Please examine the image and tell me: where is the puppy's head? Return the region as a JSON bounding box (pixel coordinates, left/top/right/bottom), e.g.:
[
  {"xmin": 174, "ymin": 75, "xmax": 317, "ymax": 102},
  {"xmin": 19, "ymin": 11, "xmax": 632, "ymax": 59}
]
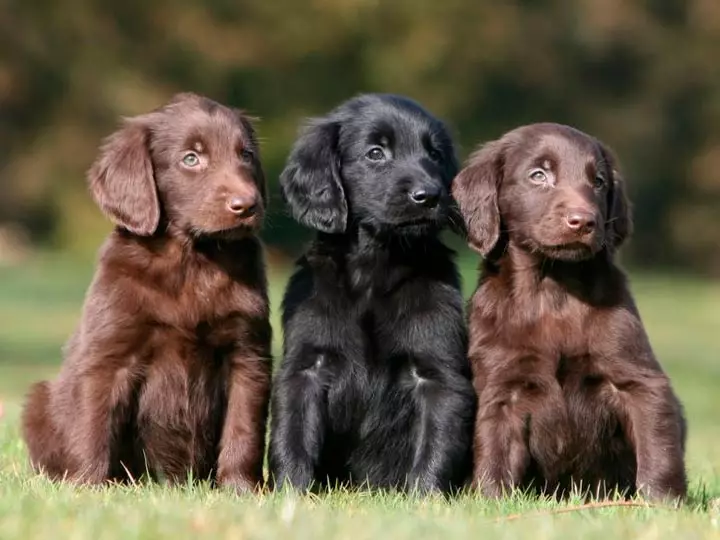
[
  {"xmin": 88, "ymin": 93, "xmax": 265, "ymax": 239},
  {"xmin": 279, "ymin": 94, "xmax": 461, "ymax": 237},
  {"xmin": 453, "ymin": 123, "xmax": 632, "ymax": 261}
]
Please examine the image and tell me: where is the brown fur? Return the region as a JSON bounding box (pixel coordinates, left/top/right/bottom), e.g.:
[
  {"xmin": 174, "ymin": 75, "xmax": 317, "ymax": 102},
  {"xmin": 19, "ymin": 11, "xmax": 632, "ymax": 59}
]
[
  {"xmin": 21, "ymin": 93, "xmax": 272, "ymax": 492},
  {"xmin": 453, "ymin": 123, "xmax": 687, "ymax": 501}
]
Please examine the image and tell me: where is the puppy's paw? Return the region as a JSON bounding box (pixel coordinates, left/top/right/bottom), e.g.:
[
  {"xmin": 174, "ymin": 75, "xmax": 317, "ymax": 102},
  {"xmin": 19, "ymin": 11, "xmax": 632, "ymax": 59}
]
[
  {"xmin": 405, "ymin": 474, "xmax": 445, "ymax": 497},
  {"xmin": 472, "ymin": 476, "xmax": 510, "ymax": 499},
  {"xmin": 637, "ymin": 483, "xmax": 686, "ymax": 506},
  {"xmin": 218, "ymin": 473, "xmax": 262, "ymax": 495},
  {"xmin": 71, "ymin": 464, "xmax": 109, "ymax": 486}
]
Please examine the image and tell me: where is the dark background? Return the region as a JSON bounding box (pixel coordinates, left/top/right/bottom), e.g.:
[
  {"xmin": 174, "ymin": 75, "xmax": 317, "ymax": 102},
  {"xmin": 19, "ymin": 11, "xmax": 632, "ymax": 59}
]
[{"xmin": 1, "ymin": 0, "xmax": 719, "ymax": 273}]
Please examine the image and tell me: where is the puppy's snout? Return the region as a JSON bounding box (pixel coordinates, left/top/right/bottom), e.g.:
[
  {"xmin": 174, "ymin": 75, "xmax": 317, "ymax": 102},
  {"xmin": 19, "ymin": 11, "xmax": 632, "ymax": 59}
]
[
  {"xmin": 409, "ymin": 185, "xmax": 440, "ymax": 208},
  {"xmin": 564, "ymin": 209, "xmax": 596, "ymax": 235},
  {"xmin": 227, "ymin": 195, "xmax": 258, "ymax": 217}
]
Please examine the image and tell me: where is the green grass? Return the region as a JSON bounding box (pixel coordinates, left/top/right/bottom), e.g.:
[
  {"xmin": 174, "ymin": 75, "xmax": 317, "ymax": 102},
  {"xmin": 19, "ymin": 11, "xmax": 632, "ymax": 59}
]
[{"xmin": 1, "ymin": 253, "xmax": 720, "ymax": 539}]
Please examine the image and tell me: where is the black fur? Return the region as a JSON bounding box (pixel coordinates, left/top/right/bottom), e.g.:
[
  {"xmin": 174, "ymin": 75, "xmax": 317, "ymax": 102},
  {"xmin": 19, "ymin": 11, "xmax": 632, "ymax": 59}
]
[{"xmin": 269, "ymin": 94, "xmax": 476, "ymax": 494}]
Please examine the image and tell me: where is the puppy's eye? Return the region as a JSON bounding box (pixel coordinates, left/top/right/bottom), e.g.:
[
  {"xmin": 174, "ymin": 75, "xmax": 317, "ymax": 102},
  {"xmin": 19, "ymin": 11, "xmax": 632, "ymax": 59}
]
[
  {"xmin": 428, "ymin": 148, "xmax": 441, "ymax": 162},
  {"xmin": 529, "ymin": 168, "xmax": 549, "ymax": 184},
  {"xmin": 366, "ymin": 147, "xmax": 386, "ymax": 161},
  {"xmin": 593, "ymin": 175, "xmax": 606, "ymax": 190},
  {"xmin": 240, "ymin": 148, "xmax": 254, "ymax": 162},
  {"xmin": 182, "ymin": 152, "xmax": 200, "ymax": 167}
]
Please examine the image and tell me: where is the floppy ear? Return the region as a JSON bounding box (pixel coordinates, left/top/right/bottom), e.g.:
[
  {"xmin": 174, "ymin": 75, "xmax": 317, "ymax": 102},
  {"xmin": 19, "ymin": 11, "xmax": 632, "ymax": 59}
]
[
  {"xmin": 599, "ymin": 143, "xmax": 633, "ymax": 251},
  {"xmin": 447, "ymin": 195, "xmax": 468, "ymax": 238},
  {"xmin": 451, "ymin": 139, "xmax": 504, "ymax": 256},
  {"xmin": 440, "ymin": 138, "xmax": 467, "ymax": 238},
  {"xmin": 236, "ymin": 111, "xmax": 267, "ymax": 206},
  {"xmin": 280, "ymin": 118, "xmax": 347, "ymax": 233},
  {"xmin": 87, "ymin": 117, "xmax": 159, "ymax": 236}
]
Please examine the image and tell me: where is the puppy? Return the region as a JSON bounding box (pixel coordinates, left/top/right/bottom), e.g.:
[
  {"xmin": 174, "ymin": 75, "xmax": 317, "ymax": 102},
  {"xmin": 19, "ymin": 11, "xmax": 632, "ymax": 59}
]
[
  {"xmin": 21, "ymin": 93, "xmax": 272, "ymax": 492},
  {"xmin": 269, "ymin": 94, "xmax": 476, "ymax": 494},
  {"xmin": 453, "ymin": 123, "xmax": 687, "ymax": 501}
]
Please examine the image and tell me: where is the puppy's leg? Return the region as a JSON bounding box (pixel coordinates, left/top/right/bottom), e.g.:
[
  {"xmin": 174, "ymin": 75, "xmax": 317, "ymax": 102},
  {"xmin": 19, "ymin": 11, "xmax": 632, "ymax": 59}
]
[
  {"xmin": 22, "ymin": 382, "xmax": 69, "ymax": 479},
  {"xmin": 66, "ymin": 362, "xmax": 139, "ymax": 484},
  {"xmin": 268, "ymin": 352, "xmax": 329, "ymax": 491},
  {"xmin": 599, "ymin": 319, "xmax": 687, "ymax": 502},
  {"xmin": 619, "ymin": 373, "xmax": 687, "ymax": 501},
  {"xmin": 217, "ymin": 344, "xmax": 272, "ymax": 493},
  {"xmin": 473, "ymin": 391, "xmax": 530, "ymax": 498},
  {"xmin": 407, "ymin": 373, "xmax": 476, "ymax": 494},
  {"xmin": 394, "ymin": 304, "xmax": 476, "ymax": 494}
]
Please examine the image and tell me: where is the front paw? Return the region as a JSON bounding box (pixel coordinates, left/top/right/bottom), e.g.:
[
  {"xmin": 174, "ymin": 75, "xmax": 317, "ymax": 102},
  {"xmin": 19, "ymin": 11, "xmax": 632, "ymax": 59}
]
[
  {"xmin": 405, "ymin": 474, "xmax": 445, "ymax": 496},
  {"xmin": 268, "ymin": 463, "xmax": 315, "ymax": 493},
  {"xmin": 218, "ymin": 473, "xmax": 262, "ymax": 495},
  {"xmin": 637, "ymin": 482, "xmax": 686, "ymax": 505},
  {"xmin": 71, "ymin": 463, "xmax": 108, "ymax": 486},
  {"xmin": 473, "ymin": 475, "xmax": 509, "ymax": 499}
]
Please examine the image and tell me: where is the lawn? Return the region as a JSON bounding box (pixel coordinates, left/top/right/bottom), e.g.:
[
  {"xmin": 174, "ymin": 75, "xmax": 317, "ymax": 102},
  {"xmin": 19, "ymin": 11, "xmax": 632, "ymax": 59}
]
[{"xmin": 0, "ymin": 253, "xmax": 719, "ymax": 539}]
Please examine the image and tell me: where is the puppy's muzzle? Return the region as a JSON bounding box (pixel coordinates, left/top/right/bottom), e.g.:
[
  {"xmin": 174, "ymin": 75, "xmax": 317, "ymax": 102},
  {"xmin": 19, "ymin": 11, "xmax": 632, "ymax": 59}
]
[
  {"xmin": 227, "ymin": 195, "xmax": 258, "ymax": 218},
  {"xmin": 564, "ymin": 208, "xmax": 596, "ymax": 236},
  {"xmin": 409, "ymin": 185, "xmax": 441, "ymax": 208}
]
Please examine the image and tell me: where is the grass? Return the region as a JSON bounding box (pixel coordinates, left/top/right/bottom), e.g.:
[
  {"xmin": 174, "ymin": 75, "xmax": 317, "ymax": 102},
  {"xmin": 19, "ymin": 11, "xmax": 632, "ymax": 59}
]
[{"xmin": 1, "ymin": 253, "xmax": 720, "ymax": 539}]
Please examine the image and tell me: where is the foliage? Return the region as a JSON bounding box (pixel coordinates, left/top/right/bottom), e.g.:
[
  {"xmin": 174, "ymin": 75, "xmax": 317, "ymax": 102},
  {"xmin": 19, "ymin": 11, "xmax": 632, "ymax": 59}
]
[{"xmin": 1, "ymin": 0, "xmax": 719, "ymax": 271}]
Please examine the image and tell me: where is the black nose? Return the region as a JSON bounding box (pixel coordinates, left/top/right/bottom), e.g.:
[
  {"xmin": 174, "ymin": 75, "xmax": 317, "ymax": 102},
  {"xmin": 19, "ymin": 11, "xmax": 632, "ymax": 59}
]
[
  {"xmin": 409, "ymin": 187, "xmax": 440, "ymax": 208},
  {"xmin": 564, "ymin": 209, "xmax": 596, "ymax": 234},
  {"xmin": 227, "ymin": 196, "xmax": 257, "ymax": 217}
]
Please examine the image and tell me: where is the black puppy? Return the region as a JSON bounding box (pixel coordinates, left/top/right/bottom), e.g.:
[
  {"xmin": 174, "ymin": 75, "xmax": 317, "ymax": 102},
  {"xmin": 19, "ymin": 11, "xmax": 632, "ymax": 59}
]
[{"xmin": 269, "ymin": 94, "xmax": 476, "ymax": 494}]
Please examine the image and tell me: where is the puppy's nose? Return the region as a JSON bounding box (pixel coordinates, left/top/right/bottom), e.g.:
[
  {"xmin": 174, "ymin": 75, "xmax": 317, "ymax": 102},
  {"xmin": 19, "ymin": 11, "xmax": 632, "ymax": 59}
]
[
  {"xmin": 564, "ymin": 210, "xmax": 596, "ymax": 234},
  {"xmin": 409, "ymin": 186, "xmax": 440, "ymax": 208},
  {"xmin": 227, "ymin": 196, "xmax": 257, "ymax": 217}
]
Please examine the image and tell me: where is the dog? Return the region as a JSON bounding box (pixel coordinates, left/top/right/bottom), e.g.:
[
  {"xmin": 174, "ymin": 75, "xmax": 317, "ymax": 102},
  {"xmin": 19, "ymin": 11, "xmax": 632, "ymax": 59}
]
[
  {"xmin": 268, "ymin": 94, "xmax": 476, "ymax": 494},
  {"xmin": 21, "ymin": 93, "xmax": 272, "ymax": 492},
  {"xmin": 452, "ymin": 122, "xmax": 687, "ymax": 501}
]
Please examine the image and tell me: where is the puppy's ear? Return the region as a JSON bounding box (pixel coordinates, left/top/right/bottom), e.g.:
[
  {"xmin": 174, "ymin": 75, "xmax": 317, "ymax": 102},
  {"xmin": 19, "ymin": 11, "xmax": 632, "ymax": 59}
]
[
  {"xmin": 599, "ymin": 143, "xmax": 633, "ymax": 251},
  {"xmin": 441, "ymin": 140, "xmax": 467, "ymax": 238},
  {"xmin": 88, "ymin": 117, "xmax": 160, "ymax": 236},
  {"xmin": 447, "ymin": 198, "xmax": 468, "ymax": 238},
  {"xmin": 236, "ymin": 111, "xmax": 268, "ymax": 206},
  {"xmin": 451, "ymin": 139, "xmax": 504, "ymax": 256},
  {"xmin": 280, "ymin": 118, "xmax": 347, "ymax": 233}
]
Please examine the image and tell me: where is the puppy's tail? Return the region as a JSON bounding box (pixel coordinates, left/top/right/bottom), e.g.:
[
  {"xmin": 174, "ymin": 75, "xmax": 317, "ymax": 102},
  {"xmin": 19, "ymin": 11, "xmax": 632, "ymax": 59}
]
[{"xmin": 21, "ymin": 381, "xmax": 67, "ymax": 479}]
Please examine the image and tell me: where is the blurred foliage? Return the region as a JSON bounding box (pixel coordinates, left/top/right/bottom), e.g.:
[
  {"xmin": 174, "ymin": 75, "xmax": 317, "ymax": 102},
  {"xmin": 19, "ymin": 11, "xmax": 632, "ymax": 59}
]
[{"xmin": 1, "ymin": 0, "xmax": 719, "ymax": 272}]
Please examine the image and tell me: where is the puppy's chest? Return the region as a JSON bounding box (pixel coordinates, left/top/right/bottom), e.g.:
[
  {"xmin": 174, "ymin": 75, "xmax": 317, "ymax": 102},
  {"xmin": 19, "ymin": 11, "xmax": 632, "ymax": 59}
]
[
  {"xmin": 472, "ymin": 286, "xmax": 592, "ymax": 357},
  {"xmin": 338, "ymin": 305, "xmax": 438, "ymax": 400},
  {"xmin": 355, "ymin": 298, "xmax": 425, "ymax": 358},
  {"xmin": 152, "ymin": 272, "xmax": 266, "ymax": 344},
  {"xmin": 472, "ymin": 289, "xmax": 621, "ymax": 393}
]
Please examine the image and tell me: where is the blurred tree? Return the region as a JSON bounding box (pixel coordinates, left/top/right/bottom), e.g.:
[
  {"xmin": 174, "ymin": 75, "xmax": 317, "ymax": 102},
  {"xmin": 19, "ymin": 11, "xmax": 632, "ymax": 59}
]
[{"xmin": 0, "ymin": 0, "xmax": 718, "ymax": 272}]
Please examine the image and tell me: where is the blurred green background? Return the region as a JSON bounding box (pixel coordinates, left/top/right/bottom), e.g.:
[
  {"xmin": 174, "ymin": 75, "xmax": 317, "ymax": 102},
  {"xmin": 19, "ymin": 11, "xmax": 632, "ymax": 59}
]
[
  {"xmin": 0, "ymin": 0, "xmax": 718, "ymax": 438},
  {"xmin": 2, "ymin": 0, "xmax": 720, "ymax": 270}
]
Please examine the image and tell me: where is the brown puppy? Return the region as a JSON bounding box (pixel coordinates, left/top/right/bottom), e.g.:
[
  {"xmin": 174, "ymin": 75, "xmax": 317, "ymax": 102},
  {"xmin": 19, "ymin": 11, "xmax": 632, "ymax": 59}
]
[
  {"xmin": 453, "ymin": 123, "xmax": 686, "ymax": 501},
  {"xmin": 21, "ymin": 93, "xmax": 272, "ymax": 492}
]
